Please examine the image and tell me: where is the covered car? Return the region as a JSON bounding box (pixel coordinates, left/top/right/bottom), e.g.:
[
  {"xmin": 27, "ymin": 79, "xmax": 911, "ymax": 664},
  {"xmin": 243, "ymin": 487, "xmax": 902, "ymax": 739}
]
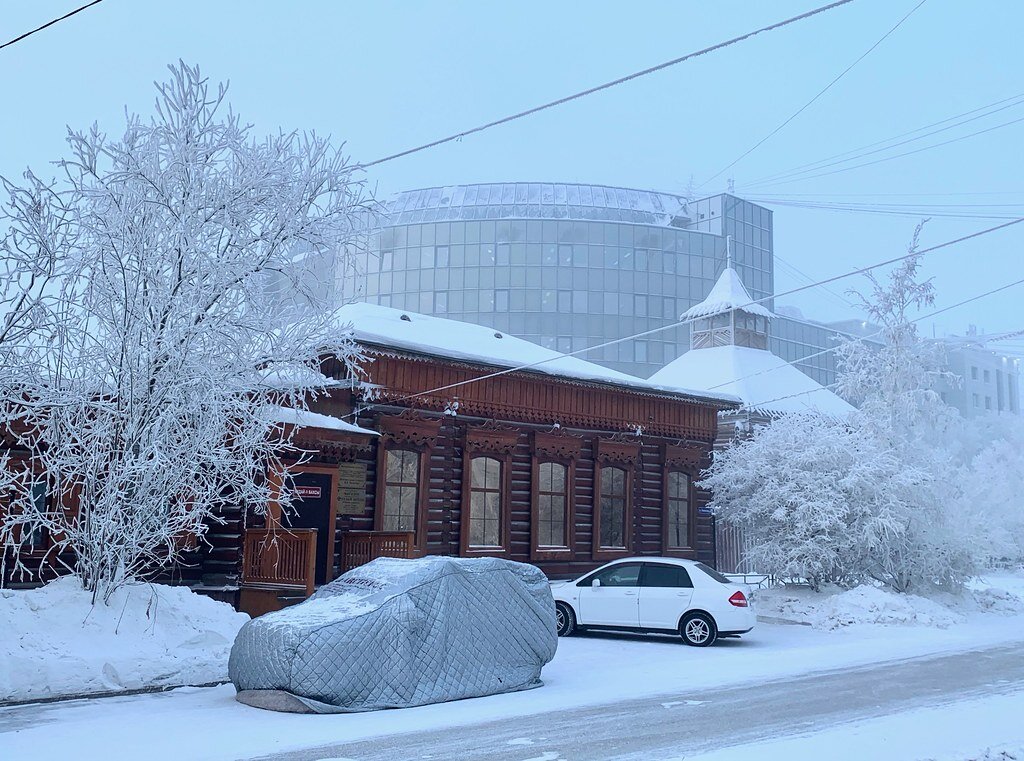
[{"xmin": 228, "ymin": 555, "xmax": 558, "ymax": 713}]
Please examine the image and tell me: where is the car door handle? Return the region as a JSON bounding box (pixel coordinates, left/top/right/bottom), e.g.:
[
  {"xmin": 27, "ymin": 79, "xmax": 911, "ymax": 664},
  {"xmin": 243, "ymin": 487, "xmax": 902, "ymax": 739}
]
[{"xmin": 624, "ymin": 591, "xmax": 636, "ymax": 596}]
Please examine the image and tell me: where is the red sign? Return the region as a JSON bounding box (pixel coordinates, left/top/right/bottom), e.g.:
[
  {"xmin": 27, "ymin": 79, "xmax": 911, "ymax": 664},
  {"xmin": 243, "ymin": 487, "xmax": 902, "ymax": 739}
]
[{"xmin": 295, "ymin": 485, "xmax": 322, "ymax": 500}]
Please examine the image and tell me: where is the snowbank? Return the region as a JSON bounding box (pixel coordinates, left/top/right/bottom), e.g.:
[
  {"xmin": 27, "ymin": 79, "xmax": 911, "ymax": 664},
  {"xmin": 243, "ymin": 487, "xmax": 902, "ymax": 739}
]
[
  {"xmin": 756, "ymin": 577, "xmax": 1024, "ymax": 630},
  {"xmin": 0, "ymin": 577, "xmax": 248, "ymax": 703},
  {"xmin": 757, "ymin": 585, "xmax": 963, "ymax": 629}
]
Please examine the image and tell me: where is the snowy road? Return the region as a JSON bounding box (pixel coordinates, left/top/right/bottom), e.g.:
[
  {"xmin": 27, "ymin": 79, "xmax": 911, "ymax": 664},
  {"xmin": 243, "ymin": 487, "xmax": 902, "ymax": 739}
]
[{"xmin": 257, "ymin": 642, "xmax": 1024, "ymax": 761}]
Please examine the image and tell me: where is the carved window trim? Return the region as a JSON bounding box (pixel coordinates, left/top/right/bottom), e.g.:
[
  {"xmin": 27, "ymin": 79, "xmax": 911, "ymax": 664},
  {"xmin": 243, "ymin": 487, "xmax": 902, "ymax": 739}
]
[
  {"xmin": 459, "ymin": 424, "xmax": 518, "ymax": 557},
  {"xmin": 530, "ymin": 430, "xmax": 581, "ymax": 561},
  {"xmin": 592, "ymin": 438, "xmax": 640, "ymax": 561},
  {"xmin": 660, "ymin": 443, "xmax": 704, "ymax": 558},
  {"xmin": 374, "ymin": 415, "xmax": 441, "ymax": 551}
]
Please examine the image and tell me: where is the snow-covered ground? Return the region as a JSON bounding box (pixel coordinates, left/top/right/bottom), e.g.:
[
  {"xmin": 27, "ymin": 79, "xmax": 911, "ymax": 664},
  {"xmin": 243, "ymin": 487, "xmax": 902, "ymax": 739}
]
[
  {"xmin": 671, "ymin": 689, "xmax": 1024, "ymax": 761},
  {"xmin": 4, "ymin": 573, "xmax": 1024, "ymax": 760},
  {"xmin": 0, "ymin": 577, "xmax": 248, "ymax": 703}
]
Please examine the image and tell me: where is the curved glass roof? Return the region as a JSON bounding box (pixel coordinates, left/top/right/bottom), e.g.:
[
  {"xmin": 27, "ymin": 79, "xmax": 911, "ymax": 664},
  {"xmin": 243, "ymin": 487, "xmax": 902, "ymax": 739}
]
[{"xmin": 382, "ymin": 183, "xmax": 692, "ymax": 227}]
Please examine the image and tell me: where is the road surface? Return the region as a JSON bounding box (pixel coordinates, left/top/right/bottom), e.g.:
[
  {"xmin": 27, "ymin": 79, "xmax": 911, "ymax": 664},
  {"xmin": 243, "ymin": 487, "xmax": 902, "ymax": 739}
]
[{"xmin": 256, "ymin": 641, "xmax": 1024, "ymax": 761}]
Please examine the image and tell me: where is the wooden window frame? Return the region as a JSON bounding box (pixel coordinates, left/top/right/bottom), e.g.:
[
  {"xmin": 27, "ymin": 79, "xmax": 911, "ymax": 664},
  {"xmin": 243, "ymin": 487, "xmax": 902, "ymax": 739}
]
[
  {"xmin": 460, "ymin": 425, "xmax": 518, "ymax": 557},
  {"xmin": 662, "ymin": 469, "xmax": 696, "ymax": 557},
  {"xmin": 592, "ymin": 438, "xmax": 639, "ymax": 561},
  {"xmin": 661, "ymin": 444, "xmax": 706, "ymax": 559},
  {"xmin": 530, "ymin": 430, "xmax": 581, "ymax": 561},
  {"xmin": 374, "ymin": 415, "xmax": 442, "ymax": 553},
  {"xmin": 374, "ymin": 446, "xmax": 429, "ymax": 550}
]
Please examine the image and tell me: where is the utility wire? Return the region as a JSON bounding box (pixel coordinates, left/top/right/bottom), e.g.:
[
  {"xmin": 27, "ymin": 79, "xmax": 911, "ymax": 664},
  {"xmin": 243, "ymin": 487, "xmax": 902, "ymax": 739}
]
[
  {"xmin": 344, "ymin": 217, "xmax": 1024, "ymax": 419},
  {"xmin": 744, "ymin": 197, "xmax": 1024, "ymax": 221},
  {"xmin": 0, "ymin": 0, "xmax": 104, "ymax": 52},
  {"xmin": 743, "ymin": 91, "xmax": 1024, "ymax": 188},
  {"xmin": 700, "ymin": 0, "xmax": 927, "ymax": 190},
  {"xmin": 744, "ymin": 113, "xmax": 1024, "ymax": 189},
  {"xmin": 356, "ymin": 0, "xmax": 858, "ymax": 170}
]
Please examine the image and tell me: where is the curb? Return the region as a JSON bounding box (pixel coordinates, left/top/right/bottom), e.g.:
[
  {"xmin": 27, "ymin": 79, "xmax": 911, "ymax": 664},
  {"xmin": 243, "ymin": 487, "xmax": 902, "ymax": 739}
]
[{"xmin": 0, "ymin": 680, "xmax": 229, "ymax": 709}]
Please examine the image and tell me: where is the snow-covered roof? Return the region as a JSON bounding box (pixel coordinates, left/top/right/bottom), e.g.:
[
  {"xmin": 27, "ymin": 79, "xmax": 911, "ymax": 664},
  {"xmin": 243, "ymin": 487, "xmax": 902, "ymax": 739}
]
[
  {"xmin": 333, "ymin": 303, "xmax": 739, "ymax": 407},
  {"xmin": 648, "ymin": 345, "xmax": 855, "ymax": 416},
  {"xmin": 683, "ymin": 267, "xmax": 774, "ymax": 321},
  {"xmin": 262, "ymin": 405, "xmax": 378, "ymax": 436},
  {"xmin": 258, "ymin": 363, "xmax": 341, "ymax": 390}
]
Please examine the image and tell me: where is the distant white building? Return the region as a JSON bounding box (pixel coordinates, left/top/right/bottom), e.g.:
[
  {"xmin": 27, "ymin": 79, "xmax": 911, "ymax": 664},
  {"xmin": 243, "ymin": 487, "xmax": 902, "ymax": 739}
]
[{"xmin": 932, "ymin": 329, "xmax": 1021, "ymax": 419}]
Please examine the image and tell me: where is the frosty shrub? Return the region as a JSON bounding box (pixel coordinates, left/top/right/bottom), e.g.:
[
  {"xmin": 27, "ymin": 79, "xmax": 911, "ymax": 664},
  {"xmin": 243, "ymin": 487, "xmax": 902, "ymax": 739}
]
[
  {"xmin": 702, "ymin": 414, "xmax": 932, "ymax": 590},
  {"xmin": 0, "ymin": 63, "xmax": 371, "ymax": 600}
]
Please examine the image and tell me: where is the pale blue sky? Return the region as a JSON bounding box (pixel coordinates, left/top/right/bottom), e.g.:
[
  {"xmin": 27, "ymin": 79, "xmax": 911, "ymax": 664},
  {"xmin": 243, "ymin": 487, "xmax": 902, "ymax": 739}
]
[{"xmin": 3, "ymin": 1, "xmax": 1022, "ymax": 341}]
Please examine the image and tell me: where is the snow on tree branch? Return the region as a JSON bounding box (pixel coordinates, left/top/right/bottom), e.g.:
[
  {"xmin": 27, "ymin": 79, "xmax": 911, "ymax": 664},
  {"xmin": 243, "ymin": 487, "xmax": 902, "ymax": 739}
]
[{"xmin": 1, "ymin": 62, "xmax": 373, "ymax": 600}]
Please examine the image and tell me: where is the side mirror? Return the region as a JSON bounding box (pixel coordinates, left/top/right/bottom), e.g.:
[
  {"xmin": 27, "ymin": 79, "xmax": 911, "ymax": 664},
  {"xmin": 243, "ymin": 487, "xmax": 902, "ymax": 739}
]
[{"xmin": 592, "ymin": 578, "xmax": 601, "ymax": 589}]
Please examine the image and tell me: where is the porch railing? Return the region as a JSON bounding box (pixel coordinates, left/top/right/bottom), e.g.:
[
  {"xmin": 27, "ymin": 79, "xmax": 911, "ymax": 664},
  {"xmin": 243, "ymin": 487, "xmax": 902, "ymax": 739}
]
[
  {"xmin": 342, "ymin": 531, "xmax": 415, "ymax": 573},
  {"xmin": 241, "ymin": 528, "xmax": 317, "ymax": 596}
]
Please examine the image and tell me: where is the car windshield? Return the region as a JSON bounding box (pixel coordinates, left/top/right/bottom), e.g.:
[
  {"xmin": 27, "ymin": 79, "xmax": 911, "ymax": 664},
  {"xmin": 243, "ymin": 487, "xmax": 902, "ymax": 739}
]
[{"xmin": 695, "ymin": 562, "xmax": 732, "ymax": 585}]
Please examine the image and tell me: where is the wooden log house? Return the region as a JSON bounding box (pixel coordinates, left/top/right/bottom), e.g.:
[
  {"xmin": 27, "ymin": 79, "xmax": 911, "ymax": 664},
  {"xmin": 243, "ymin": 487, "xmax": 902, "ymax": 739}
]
[{"xmin": 231, "ymin": 304, "xmax": 738, "ymax": 615}]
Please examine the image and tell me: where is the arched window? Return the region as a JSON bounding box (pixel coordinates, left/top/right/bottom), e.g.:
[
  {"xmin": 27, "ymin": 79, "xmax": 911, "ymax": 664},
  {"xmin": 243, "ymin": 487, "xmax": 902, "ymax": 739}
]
[
  {"xmin": 665, "ymin": 471, "xmax": 690, "ymax": 550},
  {"xmin": 382, "ymin": 449, "xmax": 420, "ymax": 532},
  {"xmin": 536, "ymin": 462, "xmax": 567, "ymax": 548},
  {"xmin": 599, "ymin": 466, "xmax": 628, "ymax": 549},
  {"xmin": 469, "ymin": 456, "xmax": 503, "ymax": 548}
]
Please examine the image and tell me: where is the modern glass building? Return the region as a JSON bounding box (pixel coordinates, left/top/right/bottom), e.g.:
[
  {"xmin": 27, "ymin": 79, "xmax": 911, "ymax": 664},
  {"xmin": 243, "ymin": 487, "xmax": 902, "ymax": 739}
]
[{"xmin": 339, "ymin": 183, "xmax": 849, "ymax": 386}]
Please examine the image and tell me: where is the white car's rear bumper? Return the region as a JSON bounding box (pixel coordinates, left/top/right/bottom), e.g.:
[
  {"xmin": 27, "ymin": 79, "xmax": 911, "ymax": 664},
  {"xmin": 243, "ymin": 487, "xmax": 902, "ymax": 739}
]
[{"xmin": 713, "ymin": 605, "xmax": 757, "ymax": 634}]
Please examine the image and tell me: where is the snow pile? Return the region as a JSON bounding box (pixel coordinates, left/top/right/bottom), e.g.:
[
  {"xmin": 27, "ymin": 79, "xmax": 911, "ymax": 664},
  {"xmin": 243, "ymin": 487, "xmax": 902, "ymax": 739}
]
[
  {"xmin": 757, "ymin": 584, "xmax": 963, "ymax": 630},
  {"xmin": 970, "ymin": 587, "xmax": 1024, "ymax": 615},
  {"xmin": 0, "ymin": 577, "xmax": 248, "ymax": 703}
]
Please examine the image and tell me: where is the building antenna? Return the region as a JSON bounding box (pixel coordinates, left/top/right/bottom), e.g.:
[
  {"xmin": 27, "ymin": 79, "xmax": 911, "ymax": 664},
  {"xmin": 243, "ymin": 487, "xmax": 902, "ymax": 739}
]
[{"xmin": 726, "ymin": 235, "xmax": 733, "ymax": 268}]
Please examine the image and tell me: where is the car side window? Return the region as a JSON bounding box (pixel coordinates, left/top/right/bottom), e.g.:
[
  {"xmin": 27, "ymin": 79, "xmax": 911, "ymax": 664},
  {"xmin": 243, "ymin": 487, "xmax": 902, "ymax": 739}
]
[
  {"xmin": 579, "ymin": 563, "xmax": 642, "ymax": 587},
  {"xmin": 640, "ymin": 563, "xmax": 693, "ymax": 589}
]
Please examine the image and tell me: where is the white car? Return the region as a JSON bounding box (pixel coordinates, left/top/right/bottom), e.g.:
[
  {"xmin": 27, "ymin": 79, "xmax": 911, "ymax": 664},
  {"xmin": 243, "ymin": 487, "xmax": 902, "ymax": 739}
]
[{"xmin": 550, "ymin": 557, "xmax": 755, "ymax": 647}]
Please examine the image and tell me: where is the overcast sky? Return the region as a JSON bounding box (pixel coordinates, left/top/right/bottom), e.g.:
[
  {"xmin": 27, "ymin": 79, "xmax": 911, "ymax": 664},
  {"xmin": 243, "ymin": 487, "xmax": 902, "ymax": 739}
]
[{"xmin": 3, "ymin": 1, "xmax": 1021, "ymax": 342}]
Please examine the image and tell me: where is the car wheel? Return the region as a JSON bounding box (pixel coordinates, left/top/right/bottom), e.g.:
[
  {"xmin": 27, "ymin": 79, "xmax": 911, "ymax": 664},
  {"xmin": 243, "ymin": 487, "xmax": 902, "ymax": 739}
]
[
  {"xmin": 680, "ymin": 612, "xmax": 717, "ymax": 647},
  {"xmin": 555, "ymin": 602, "xmax": 576, "ymax": 637}
]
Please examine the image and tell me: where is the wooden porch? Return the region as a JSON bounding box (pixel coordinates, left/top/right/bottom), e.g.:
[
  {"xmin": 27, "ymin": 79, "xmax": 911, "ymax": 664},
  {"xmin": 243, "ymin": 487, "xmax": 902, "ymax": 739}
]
[{"xmin": 238, "ymin": 528, "xmax": 415, "ymax": 616}]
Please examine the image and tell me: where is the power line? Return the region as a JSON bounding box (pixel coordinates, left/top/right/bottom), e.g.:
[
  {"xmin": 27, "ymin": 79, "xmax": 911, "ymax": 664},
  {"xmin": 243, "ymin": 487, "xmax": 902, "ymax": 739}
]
[
  {"xmin": 700, "ymin": 0, "xmax": 927, "ymax": 190},
  {"xmin": 345, "ymin": 217, "xmax": 1023, "ymax": 419},
  {"xmin": 356, "ymin": 0, "xmax": 858, "ymax": 170},
  {"xmin": 744, "ymin": 197, "xmax": 1024, "ymax": 221},
  {"xmin": 744, "ymin": 112, "xmax": 1024, "ymax": 189},
  {"xmin": 0, "ymin": 1, "xmax": 104, "ymax": 52},
  {"xmin": 742, "ymin": 91, "xmax": 1024, "ymax": 188}
]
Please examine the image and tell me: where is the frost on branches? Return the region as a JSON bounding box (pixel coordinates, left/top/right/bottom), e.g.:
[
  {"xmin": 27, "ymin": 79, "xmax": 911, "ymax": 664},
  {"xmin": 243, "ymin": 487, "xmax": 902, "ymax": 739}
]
[
  {"xmin": 0, "ymin": 62, "xmax": 372, "ymax": 600},
  {"xmin": 705, "ymin": 228, "xmax": 986, "ymax": 594}
]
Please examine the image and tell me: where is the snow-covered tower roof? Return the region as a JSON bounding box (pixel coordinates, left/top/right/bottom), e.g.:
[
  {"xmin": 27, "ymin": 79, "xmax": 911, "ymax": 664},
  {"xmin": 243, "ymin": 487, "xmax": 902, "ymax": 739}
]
[
  {"xmin": 685, "ymin": 265, "xmax": 773, "ymax": 352},
  {"xmin": 649, "ymin": 262, "xmax": 854, "ymax": 417},
  {"xmin": 682, "ymin": 266, "xmax": 774, "ymax": 321}
]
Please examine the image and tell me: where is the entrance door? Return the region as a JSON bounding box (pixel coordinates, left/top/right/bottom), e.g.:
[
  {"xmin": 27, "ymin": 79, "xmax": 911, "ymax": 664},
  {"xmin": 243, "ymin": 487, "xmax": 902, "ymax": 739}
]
[{"xmin": 283, "ymin": 471, "xmax": 333, "ymax": 585}]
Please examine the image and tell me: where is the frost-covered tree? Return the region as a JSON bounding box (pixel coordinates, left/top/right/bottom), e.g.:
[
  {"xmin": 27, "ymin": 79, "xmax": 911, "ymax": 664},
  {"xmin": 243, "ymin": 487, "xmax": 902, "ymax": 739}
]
[
  {"xmin": 705, "ymin": 226, "xmax": 980, "ymax": 593},
  {"xmin": 835, "ymin": 223, "xmax": 957, "ymax": 440},
  {"xmin": 1, "ymin": 62, "xmax": 370, "ymax": 600},
  {"xmin": 960, "ymin": 422, "xmax": 1024, "ymax": 566},
  {"xmin": 0, "ymin": 170, "xmax": 77, "ymax": 565}
]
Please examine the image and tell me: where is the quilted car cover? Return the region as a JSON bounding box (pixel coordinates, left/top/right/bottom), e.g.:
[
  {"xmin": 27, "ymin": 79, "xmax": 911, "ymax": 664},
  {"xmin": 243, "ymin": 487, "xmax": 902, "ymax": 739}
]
[{"xmin": 228, "ymin": 555, "xmax": 557, "ymax": 713}]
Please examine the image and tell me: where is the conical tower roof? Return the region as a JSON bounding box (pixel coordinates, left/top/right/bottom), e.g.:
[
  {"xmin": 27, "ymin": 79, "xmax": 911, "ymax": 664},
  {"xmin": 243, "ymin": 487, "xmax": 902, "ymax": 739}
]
[{"xmin": 683, "ymin": 267, "xmax": 774, "ymax": 321}]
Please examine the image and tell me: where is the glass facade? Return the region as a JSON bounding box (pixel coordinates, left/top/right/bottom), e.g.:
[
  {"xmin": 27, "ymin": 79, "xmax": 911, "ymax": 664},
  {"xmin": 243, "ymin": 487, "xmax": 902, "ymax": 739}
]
[{"xmin": 342, "ymin": 184, "xmax": 776, "ymax": 378}]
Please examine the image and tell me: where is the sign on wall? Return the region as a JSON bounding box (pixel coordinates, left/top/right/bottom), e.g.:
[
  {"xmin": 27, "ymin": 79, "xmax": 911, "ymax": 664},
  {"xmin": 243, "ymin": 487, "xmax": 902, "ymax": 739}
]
[
  {"xmin": 295, "ymin": 485, "xmax": 322, "ymax": 500},
  {"xmin": 336, "ymin": 462, "xmax": 367, "ymax": 515}
]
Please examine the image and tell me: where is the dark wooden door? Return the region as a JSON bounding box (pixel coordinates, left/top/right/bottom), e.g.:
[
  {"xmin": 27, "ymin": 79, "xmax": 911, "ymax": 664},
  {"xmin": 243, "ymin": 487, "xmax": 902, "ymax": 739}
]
[{"xmin": 285, "ymin": 472, "xmax": 333, "ymax": 585}]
